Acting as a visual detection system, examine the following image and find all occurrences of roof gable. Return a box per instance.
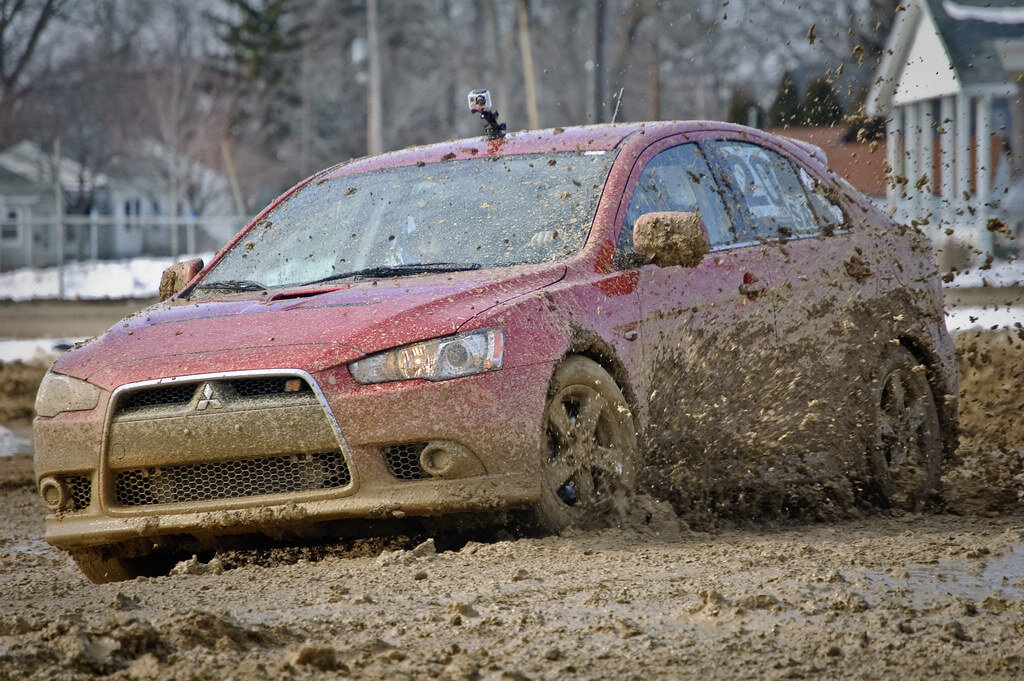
[929,0,1024,86]
[893,9,960,105]
[868,0,1024,114]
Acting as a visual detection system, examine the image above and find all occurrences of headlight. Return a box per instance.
[349,328,504,384]
[35,371,102,417]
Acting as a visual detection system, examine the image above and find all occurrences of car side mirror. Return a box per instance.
[632,211,710,268]
[158,258,204,301]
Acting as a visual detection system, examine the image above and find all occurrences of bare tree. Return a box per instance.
[0,0,901,213]
[0,0,72,142]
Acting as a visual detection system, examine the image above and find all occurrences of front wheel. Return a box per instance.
[529,357,640,532]
[868,345,942,510]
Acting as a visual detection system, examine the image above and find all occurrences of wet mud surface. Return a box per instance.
[1,301,1023,679]
[1,478,1023,680]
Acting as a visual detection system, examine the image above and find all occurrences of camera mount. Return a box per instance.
[468,89,506,140]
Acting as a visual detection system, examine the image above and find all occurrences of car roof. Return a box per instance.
[319,120,785,179]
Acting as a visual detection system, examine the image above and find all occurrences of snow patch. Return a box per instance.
[944,259,1024,289]
[945,306,1024,332]
[0,339,76,364]
[0,424,30,457]
[0,253,213,301]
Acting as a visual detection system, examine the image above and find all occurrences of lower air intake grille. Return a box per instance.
[67,475,91,511]
[382,443,428,480]
[114,452,350,507]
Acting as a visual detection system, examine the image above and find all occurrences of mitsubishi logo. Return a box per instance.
[195,383,223,410]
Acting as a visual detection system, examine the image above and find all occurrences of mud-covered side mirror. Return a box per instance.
[158,258,204,301]
[633,211,710,268]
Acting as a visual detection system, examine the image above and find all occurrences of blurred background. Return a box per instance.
[0,0,901,272]
[0,0,1021,362]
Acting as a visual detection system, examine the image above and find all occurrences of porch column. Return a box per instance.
[955,94,972,202]
[23,211,33,267]
[919,100,935,223]
[976,93,993,256]
[939,96,955,223]
[904,102,921,218]
[886,107,904,214]
[937,96,954,200]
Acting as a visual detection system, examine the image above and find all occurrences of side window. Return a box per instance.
[619,143,732,256]
[703,141,819,242]
[797,166,848,236]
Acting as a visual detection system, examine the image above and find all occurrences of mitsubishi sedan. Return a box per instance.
[33,121,957,582]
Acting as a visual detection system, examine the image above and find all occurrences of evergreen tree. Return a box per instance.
[798,76,843,126]
[209,0,307,146]
[726,89,763,127]
[767,71,799,128]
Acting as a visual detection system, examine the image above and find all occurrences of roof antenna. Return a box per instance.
[610,87,625,123]
[468,89,507,140]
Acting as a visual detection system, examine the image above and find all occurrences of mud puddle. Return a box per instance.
[854,543,1024,608]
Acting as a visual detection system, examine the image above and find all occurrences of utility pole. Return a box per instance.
[53,138,64,299]
[518,0,539,130]
[367,0,383,155]
[593,0,607,123]
[648,38,660,121]
[300,40,311,177]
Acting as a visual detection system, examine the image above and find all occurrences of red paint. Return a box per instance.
[596,270,639,297]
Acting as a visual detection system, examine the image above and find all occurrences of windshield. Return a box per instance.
[197,151,614,291]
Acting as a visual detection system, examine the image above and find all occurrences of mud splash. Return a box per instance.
[942,329,1024,515]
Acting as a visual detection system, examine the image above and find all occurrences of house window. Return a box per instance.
[1,210,20,243]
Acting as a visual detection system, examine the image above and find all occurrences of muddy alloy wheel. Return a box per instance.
[869,345,942,510]
[530,357,640,532]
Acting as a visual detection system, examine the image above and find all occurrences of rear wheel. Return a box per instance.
[869,345,942,510]
[529,357,640,532]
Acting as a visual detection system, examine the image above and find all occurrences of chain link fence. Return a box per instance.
[0,215,242,299]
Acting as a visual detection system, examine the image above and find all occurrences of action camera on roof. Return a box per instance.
[467,88,506,140]
[468,89,492,113]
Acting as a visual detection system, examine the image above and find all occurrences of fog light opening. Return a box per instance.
[420,444,454,477]
[419,441,486,479]
[39,476,69,512]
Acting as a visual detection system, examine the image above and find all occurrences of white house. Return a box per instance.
[866,0,1024,261]
[0,141,237,271]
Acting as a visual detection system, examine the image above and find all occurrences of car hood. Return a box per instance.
[55,265,566,388]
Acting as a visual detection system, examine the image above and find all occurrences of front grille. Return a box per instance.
[230,376,311,398]
[382,443,428,480]
[67,474,91,511]
[118,384,198,413]
[114,452,350,507]
[115,376,312,416]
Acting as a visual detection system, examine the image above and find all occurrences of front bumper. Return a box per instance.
[34,361,553,550]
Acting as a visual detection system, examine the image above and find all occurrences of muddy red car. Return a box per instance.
[33,121,957,582]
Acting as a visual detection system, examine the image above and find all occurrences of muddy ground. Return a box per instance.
[1,296,1023,680]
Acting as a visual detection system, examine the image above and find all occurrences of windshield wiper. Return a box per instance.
[300,262,483,286]
[195,279,267,292]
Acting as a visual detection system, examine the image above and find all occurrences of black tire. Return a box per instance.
[869,344,942,510]
[529,357,640,532]
[70,547,175,584]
